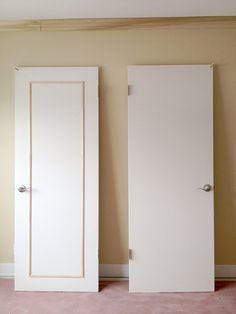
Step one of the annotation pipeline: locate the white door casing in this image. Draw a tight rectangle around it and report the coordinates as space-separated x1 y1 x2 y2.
15 67 99 291
128 65 214 292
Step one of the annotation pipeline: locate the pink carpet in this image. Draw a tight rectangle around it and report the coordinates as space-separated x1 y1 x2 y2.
0 280 235 314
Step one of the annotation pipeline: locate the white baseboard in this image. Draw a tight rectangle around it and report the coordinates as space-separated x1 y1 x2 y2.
0 263 14 278
215 265 236 278
99 264 128 278
0 263 235 279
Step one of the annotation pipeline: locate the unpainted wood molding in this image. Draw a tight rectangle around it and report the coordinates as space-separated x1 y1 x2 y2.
0 16 236 32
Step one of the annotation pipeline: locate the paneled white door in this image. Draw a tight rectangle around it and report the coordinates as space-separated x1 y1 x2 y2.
128 65 214 292
15 67 99 291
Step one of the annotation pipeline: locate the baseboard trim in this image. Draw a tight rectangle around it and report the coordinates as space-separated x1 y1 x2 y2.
0 263 14 278
99 264 128 278
99 277 128 281
1 263 235 279
215 265 236 278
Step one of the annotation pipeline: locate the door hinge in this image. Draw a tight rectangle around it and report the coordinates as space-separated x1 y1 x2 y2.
128 85 131 96
129 249 132 260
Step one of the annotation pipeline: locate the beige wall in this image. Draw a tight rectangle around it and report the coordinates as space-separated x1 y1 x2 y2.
0 25 236 265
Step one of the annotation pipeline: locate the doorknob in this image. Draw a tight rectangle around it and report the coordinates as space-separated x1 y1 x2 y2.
199 184 213 192
18 185 29 193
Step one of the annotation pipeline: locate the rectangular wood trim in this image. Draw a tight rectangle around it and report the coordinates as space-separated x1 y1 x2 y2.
0 16 236 32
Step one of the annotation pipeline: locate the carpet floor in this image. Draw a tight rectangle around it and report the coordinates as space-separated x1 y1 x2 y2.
0 280 235 314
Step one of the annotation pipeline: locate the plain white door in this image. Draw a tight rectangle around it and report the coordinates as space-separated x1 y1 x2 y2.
15 67 99 291
128 65 214 292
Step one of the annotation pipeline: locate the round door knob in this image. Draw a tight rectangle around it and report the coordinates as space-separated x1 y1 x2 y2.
199 184 212 192
18 185 27 193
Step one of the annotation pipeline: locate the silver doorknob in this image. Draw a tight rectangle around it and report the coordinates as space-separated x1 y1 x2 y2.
18 185 28 193
199 184 212 192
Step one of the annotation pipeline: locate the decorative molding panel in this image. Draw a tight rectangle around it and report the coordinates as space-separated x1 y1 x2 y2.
28 81 85 279
1 264 236 279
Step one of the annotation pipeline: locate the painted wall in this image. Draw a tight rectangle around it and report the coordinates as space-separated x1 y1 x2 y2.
0 24 236 265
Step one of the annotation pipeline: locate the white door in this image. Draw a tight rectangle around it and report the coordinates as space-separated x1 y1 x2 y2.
15 67 99 291
128 65 214 292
